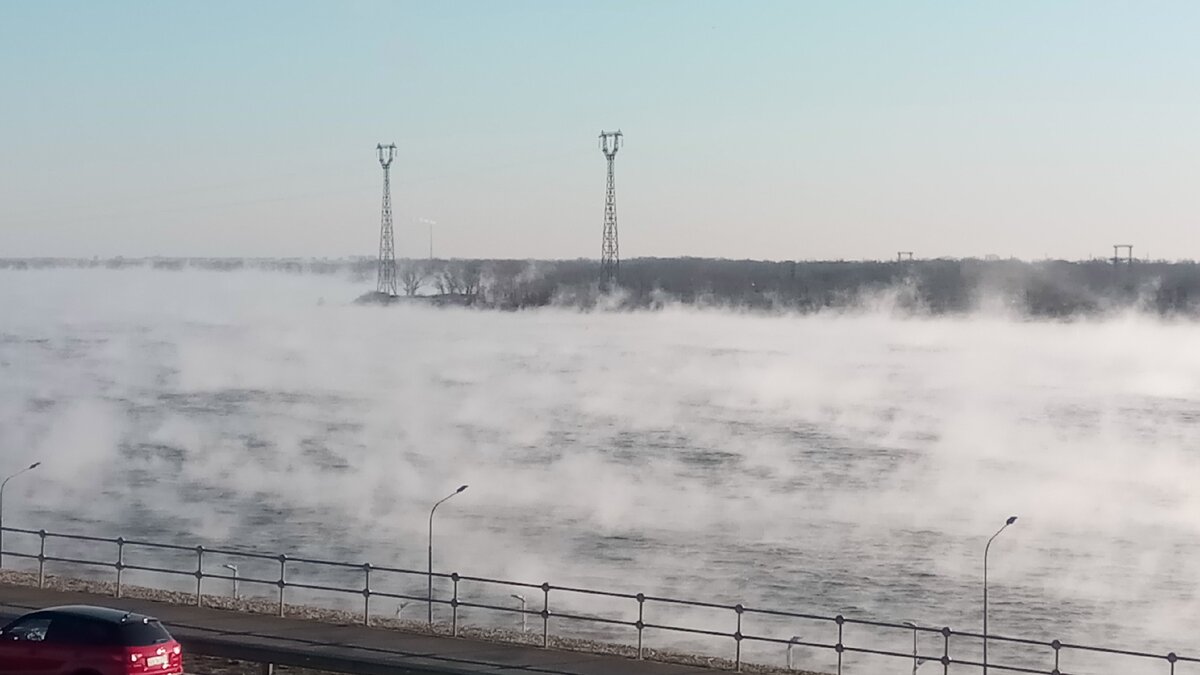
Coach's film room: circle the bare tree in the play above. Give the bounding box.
[436,262,463,295]
[461,261,482,298]
[400,262,425,296]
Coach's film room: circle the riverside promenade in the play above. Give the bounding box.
[0,584,722,675]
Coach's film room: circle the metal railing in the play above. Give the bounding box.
[0,525,1194,675]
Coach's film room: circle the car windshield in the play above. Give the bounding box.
[118,620,172,646]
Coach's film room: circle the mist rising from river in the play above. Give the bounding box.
[2,268,1197,672]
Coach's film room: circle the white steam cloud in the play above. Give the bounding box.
[1,267,1198,673]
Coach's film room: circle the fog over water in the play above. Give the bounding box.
[2,268,1198,673]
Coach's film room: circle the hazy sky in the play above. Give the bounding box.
[3,1,1199,261]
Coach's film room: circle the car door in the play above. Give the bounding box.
[0,621,31,675]
[41,615,99,675]
[0,615,54,675]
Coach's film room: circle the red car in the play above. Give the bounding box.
[0,605,184,675]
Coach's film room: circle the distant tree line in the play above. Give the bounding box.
[8,255,1200,317]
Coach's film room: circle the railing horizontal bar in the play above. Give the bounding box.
[282,581,362,595]
[1059,642,1173,659]
[120,564,193,577]
[642,622,732,639]
[42,556,116,569]
[43,532,116,544]
[366,568,429,578]
[641,595,734,611]
[839,615,951,632]
[451,574,562,591]
[359,590,428,603]
[533,611,634,629]
[198,575,281,588]
[1,526,44,536]
[537,584,640,600]
[950,629,1053,648]
[271,556,366,570]
[118,539,200,552]
[745,635,836,649]
[450,601,522,615]
[837,644,939,661]
[742,606,838,622]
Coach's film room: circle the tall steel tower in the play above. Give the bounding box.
[599,130,623,289]
[376,143,398,296]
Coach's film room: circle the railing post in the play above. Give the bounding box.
[733,604,744,672]
[941,626,952,675]
[1167,652,1178,675]
[451,573,460,637]
[194,546,204,607]
[540,582,551,648]
[115,538,125,598]
[636,593,645,660]
[276,555,287,618]
[1051,639,1061,674]
[36,530,46,589]
[362,563,372,626]
[835,614,844,675]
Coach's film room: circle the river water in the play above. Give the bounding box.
[1,268,1198,674]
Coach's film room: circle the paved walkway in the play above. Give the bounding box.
[0,584,720,675]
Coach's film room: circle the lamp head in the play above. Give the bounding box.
[456,485,468,493]
[28,462,41,470]
[1006,515,1018,525]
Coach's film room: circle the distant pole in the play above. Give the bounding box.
[599,130,623,290]
[983,515,1018,675]
[511,594,527,632]
[902,621,921,675]
[0,462,41,569]
[786,636,802,670]
[222,564,239,599]
[416,217,436,260]
[376,143,398,296]
[428,485,469,624]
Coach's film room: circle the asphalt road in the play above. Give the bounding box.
[0,584,719,675]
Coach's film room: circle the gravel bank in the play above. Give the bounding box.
[0,570,824,675]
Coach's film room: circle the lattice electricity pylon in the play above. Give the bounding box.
[1112,244,1133,267]
[599,130,623,289]
[376,143,398,296]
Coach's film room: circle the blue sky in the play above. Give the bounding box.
[2,1,1199,260]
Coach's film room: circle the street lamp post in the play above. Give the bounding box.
[0,462,42,569]
[428,485,468,624]
[222,564,239,599]
[786,636,802,670]
[511,594,527,633]
[983,515,1018,675]
[902,621,931,675]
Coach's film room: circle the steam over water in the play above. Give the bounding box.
[3,268,1199,673]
